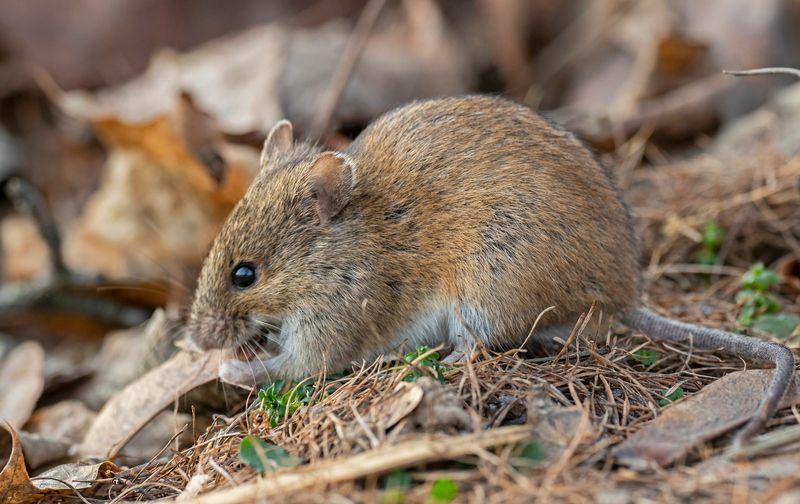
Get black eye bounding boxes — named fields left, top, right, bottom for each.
left=231, top=263, right=256, bottom=288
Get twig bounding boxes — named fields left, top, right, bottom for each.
left=180, top=425, right=534, bottom=504
left=724, top=67, right=800, bottom=79
left=3, top=176, right=67, bottom=277
left=308, top=0, right=388, bottom=140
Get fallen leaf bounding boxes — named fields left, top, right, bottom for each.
left=79, top=349, right=223, bottom=459
left=526, top=385, right=594, bottom=462
left=374, top=381, right=424, bottom=429
left=614, top=370, right=800, bottom=468
left=0, top=341, right=45, bottom=429
left=25, top=400, right=96, bottom=445
left=0, top=423, right=41, bottom=504
left=16, top=431, right=71, bottom=470
left=119, top=411, right=194, bottom=464
left=31, top=460, right=118, bottom=491
left=0, top=215, right=50, bottom=282
left=75, top=309, right=171, bottom=410
left=59, top=24, right=288, bottom=135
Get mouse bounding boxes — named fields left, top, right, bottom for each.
left=187, top=95, right=794, bottom=443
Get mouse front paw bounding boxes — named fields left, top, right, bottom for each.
left=219, top=359, right=268, bottom=388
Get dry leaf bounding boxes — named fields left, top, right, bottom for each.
left=31, top=460, right=118, bottom=491
left=0, top=423, right=41, bottom=504
left=615, top=370, right=800, bottom=468
left=79, top=349, right=223, bottom=459
left=63, top=128, right=258, bottom=279
left=373, top=381, right=424, bottom=429
left=16, top=431, right=72, bottom=470
left=0, top=341, right=45, bottom=429
left=25, top=400, right=96, bottom=445
left=59, top=25, right=288, bottom=135
left=0, top=216, right=50, bottom=282
left=75, top=309, right=171, bottom=410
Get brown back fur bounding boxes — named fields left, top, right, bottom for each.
left=189, top=95, right=640, bottom=378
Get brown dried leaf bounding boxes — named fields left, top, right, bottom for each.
left=0, top=423, right=41, bottom=504
left=0, top=216, right=50, bottom=282
left=372, top=381, right=424, bottom=429
left=615, top=370, right=800, bottom=468
left=79, top=349, right=222, bottom=459
left=59, top=25, right=287, bottom=134
left=25, top=400, right=96, bottom=445
left=16, top=431, right=72, bottom=470
left=62, top=130, right=259, bottom=279
left=0, top=341, right=45, bottom=429
left=31, top=460, right=118, bottom=491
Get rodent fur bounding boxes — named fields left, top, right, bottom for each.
left=188, top=95, right=793, bottom=442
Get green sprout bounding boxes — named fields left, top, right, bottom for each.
left=736, top=263, right=780, bottom=327
left=657, top=386, right=685, bottom=407
left=510, top=440, right=546, bottom=470
left=694, top=221, right=726, bottom=266
left=430, top=478, right=458, bottom=503
left=258, top=380, right=316, bottom=427
left=238, top=435, right=302, bottom=472
left=629, top=348, right=660, bottom=367
left=402, top=345, right=446, bottom=383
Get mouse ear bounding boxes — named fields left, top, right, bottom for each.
left=307, top=152, right=355, bottom=225
left=260, top=120, right=294, bottom=168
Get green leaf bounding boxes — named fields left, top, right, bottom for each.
left=694, top=250, right=718, bottom=266
left=258, top=380, right=316, bottom=427
left=510, top=440, right=546, bottom=469
left=701, top=221, right=725, bottom=249
left=402, top=346, right=446, bottom=383
left=630, top=348, right=660, bottom=367
left=657, top=387, right=685, bottom=407
left=741, top=263, right=779, bottom=292
left=238, top=436, right=301, bottom=472
left=753, top=313, right=800, bottom=339
left=430, top=479, right=458, bottom=502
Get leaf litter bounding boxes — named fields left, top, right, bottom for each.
left=1, top=1, right=800, bottom=503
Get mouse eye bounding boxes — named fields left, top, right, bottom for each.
left=231, top=263, right=256, bottom=289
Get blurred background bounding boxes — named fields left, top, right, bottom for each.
left=1, top=0, right=799, bottom=471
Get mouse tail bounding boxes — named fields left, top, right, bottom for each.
left=621, top=306, right=795, bottom=443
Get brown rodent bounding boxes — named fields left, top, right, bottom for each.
left=188, top=95, right=794, bottom=442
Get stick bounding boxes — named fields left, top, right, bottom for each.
left=724, top=67, right=800, bottom=79
left=308, top=0, right=388, bottom=140
left=181, top=425, right=533, bottom=503
left=3, top=176, right=67, bottom=277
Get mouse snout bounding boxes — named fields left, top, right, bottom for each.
left=186, top=311, right=246, bottom=351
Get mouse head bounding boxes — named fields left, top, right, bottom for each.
left=188, top=120, right=357, bottom=351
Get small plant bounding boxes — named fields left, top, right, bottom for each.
left=694, top=221, right=726, bottom=266
left=402, top=345, right=446, bottom=383
left=510, top=440, right=546, bottom=469
left=736, top=263, right=780, bottom=327
left=258, top=380, right=315, bottom=427
left=430, top=478, right=458, bottom=503
left=657, top=386, right=685, bottom=407
left=629, top=348, right=660, bottom=367
left=238, top=435, right=302, bottom=472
